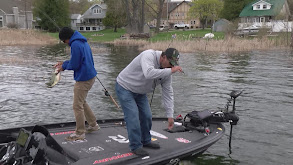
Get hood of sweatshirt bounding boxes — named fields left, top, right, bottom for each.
left=69, top=31, right=87, bottom=46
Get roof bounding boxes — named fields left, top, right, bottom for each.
left=81, top=4, right=107, bottom=19
left=71, top=14, right=81, bottom=19
left=239, top=0, right=286, bottom=17
left=251, top=0, right=271, bottom=6
left=0, top=0, right=32, bottom=14
left=169, top=1, right=192, bottom=13
left=161, top=2, right=179, bottom=19
left=214, top=19, right=230, bottom=25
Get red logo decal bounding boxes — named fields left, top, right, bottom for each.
left=50, top=131, right=75, bottom=136
left=176, top=138, right=191, bottom=143
left=93, top=153, right=134, bottom=164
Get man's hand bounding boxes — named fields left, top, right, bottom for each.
left=54, top=62, right=64, bottom=73
left=171, top=66, right=183, bottom=73
left=54, top=61, right=63, bottom=68
left=168, top=118, right=174, bottom=130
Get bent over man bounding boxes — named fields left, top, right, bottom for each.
left=115, top=48, right=183, bottom=156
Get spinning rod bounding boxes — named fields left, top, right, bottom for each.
left=96, top=76, right=120, bottom=110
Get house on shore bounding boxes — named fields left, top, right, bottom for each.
left=0, top=0, right=33, bottom=29
left=238, top=0, right=291, bottom=32
left=149, top=1, right=200, bottom=29
left=72, top=3, right=107, bottom=32
left=71, top=14, right=82, bottom=31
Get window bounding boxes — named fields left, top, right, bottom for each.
left=80, top=27, right=84, bottom=31
left=263, top=5, right=267, bottom=9
left=260, top=17, right=265, bottom=23
left=92, top=27, right=96, bottom=31
left=0, top=16, right=2, bottom=21
left=86, top=27, right=90, bottom=31
left=93, top=8, right=102, bottom=14
left=257, top=5, right=260, bottom=9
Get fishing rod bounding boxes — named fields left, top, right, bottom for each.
left=168, top=34, right=185, bottom=74
left=168, top=34, right=176, bottom=48
left=32, top=6, right=61, bottom=31
left=96, top=76, right=120, bottom=109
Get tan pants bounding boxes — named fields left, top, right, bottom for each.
left=73, top=77, right=97, bottom=135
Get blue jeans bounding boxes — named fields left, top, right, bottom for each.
left=115, top=82, right=152, bottom=151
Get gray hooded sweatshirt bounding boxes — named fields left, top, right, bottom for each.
left=116, top=49, right=174, bottom=118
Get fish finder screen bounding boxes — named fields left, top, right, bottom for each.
left=16, top=129, right=29, bottom=147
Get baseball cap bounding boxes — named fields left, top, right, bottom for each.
left=165, top=48, right=180, bottom=66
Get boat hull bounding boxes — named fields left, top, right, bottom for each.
left=0, top=118, right=225, bottom=165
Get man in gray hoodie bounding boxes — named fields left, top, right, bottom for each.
left=115, top=48, right=183, bottom=156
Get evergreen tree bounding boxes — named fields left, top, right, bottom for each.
left=220, top=0, right=254, bottom=21
left=33, top=0, right=70, bottom=32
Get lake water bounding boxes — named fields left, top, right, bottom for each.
left=0, top=44, right=292, bottom=165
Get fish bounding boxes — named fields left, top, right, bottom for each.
left=46, top=69, right=61, bottom=88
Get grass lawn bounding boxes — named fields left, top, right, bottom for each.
left=150, top=29, right=225, bottom=42
left=48, top=28, right=225, bottom=43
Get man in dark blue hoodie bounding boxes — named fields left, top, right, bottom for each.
left=55, top=27, right=99, bottom=141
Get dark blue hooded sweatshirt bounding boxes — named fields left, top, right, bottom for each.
left=62, top=31, right=97, bottom=81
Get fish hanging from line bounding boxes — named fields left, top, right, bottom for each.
left=46, top=69, right=61, bottom=88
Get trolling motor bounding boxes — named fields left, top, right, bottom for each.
left=183, top=90, right=243, bottom=147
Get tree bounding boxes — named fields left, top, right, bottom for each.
left=188, top=0, right=223, bottom=29
left=145, top=0, right=165, bottom=33
left=103, top=0, right=126, bottom=32
left=220, top=0, right=253, bottom=21
left=123, top=0, right=146, bottom=34
left=33, top=0, right=70, bottom=32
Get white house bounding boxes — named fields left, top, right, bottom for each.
left=77, top=3, right=107, bottom=32
left=238, top=0, right=291, bottom=32
left=71, top=14, right=81, bottom=31
left=0, top=0, right=33, bottom=29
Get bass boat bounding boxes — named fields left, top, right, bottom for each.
left=0, top=90, right=243, bottom=165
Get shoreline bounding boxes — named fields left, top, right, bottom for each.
left=0, top=29, right=290, bottom=53
left=110, top=37, right=290, bottom=53
left=0, top=29, right=58, bottom=46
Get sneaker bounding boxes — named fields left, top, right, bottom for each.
left=86, top=124, right=100, bottom=133
left=143, top=142, right=160, bottom=149
left=65, top=133, right=85, bottom=141
left=132, top=148, right=149, bottom=157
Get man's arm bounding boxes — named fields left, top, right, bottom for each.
left=62, top=42, right=82, bottom=71
left=161, top=76, right=174, bottom=129
left=140, top=51, right=171, bottom=79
